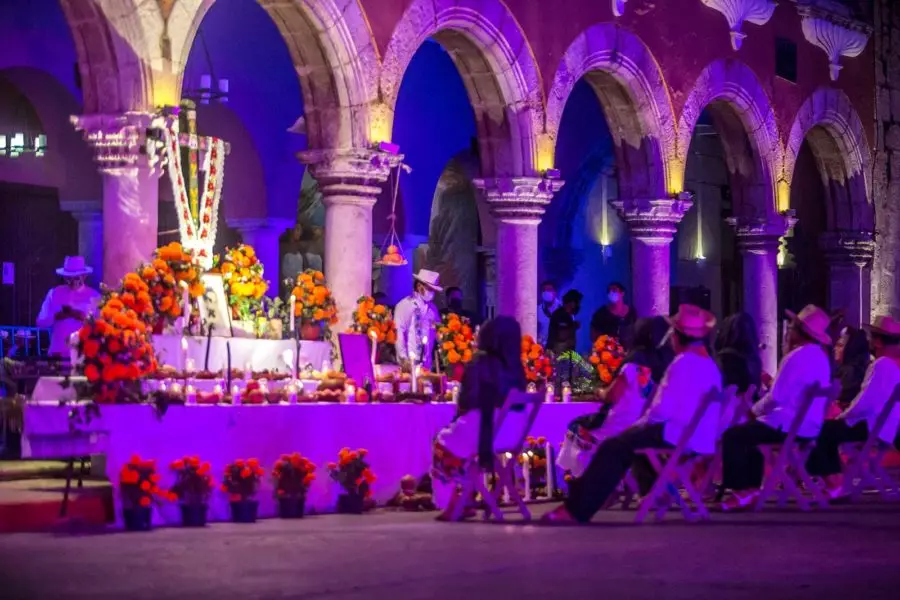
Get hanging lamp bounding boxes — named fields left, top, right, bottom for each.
left=375, top=161, right=410, bottom=267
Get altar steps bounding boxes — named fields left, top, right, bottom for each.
left=0, top=477, right=113, bottom=533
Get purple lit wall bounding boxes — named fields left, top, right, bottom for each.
left=540, top=79, right=625, bottom=352
left=182, top=0, right=305, bottom=221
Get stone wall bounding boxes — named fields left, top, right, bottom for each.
left=873, top=0, right=900, bottom=317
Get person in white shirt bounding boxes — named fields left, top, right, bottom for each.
left=806, top=315, right=900, bottom=497
left=36, top=256, right=101, bottom=356
left=542, top=304, right=721, bottom=524
left=720, top=304, right=832, bottom=510
left=536, top=281, right=561, bottom=346
left=393, top=269, right=442, bottom=371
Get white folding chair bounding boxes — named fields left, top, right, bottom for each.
left=840, top=384, right=900, bottom=501
left=754, top=382, right=839, bottom=511
left=449, top=389, right=544, bottom=521
left=633, top=387, right=724, bottom=524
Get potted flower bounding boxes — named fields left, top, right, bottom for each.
left=221, top=458, right=265, bottom=523
left=290, top=269, right=339, bottom=341
left=212, top=244, right=268, bottom=337
left=169, top=455, right=214, bottom=527
left=272, top=452, right=317, bottom=518
left=437, top=313, right=475, bottom=380
left=119, top=454, right=171, bottom=531
left=327, top=447, right=375, bottom=514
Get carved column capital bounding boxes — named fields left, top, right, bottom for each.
left=701, top=0, right=777, bottom=50
left=820, top=230, right=875, bottom=267
left=474, top=177, right=564, bottom=224
left=71, top=112, right=169, bottom=175
left=299, top=147, right=402, bottom=208
left=612, top=195, right=693, bottom=243
left=797, top=2, right=872, bottom=81
left=728, top=210, right=797, bottom=254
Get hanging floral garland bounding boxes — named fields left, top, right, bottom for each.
left=162, top=118, right=226, bottom=268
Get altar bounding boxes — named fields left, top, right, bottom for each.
left=153, top=334, right=332, bottom=373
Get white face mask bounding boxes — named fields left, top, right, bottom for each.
left=608, top=291, right=622, bottom=304
left=541, top=291, right=555, bottom=303
left=421, top=290, right=435, bottom=303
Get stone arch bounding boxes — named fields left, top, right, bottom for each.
left=169, top=0, right=380, bottom=150
left=784, top=87, right=873, bottom=231
left=380, top=0, right=545, bottom=178
left=676, top=59, right=781, bottom=217
left=57, top=0, right=163, bottom=113
left=545, top=23, right=676, bottom=200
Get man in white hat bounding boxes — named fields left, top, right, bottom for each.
left=720, top=304, right=832, bottom=510
left=36, top=256, right=101, bottom=356
left=806, top=315, right=900, bottom=498
left=393, top=269, right=442, bottom=371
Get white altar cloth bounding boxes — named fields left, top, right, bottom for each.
left=153, top=335, right=332, bottom=372
left=23, top=402, right=599, bottom=526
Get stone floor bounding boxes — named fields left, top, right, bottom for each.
left=1, top=501, right=899, bottom=599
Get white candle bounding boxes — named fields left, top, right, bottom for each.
left=159, top=382, right=168, bottom=393
left=544, top=441, right=555, bottom=500
left=259, top=378, right=269, bottom=394
left=232, top=384, right=241, bottom=406
left=322, top=359, right=332, bottom=374
left=244, top=362, right=252, bottom=379
left=545, top=383, right=555, bottom=403
left=345, top=384, right=356, bottom=403
left=170, top=382, right=183, bottom=396
left=213, top=383, right=223, bottom=397
left=180, top=281, right=190, bottom=333
left=289, top=295, right=296, bottom=332
left=185, top=358, right=196, bottom=374
left=421, top=335, right=429, bottom=369
left=287, top=384, right=298, bottom=405
left=180, top=337, right=189, bottom=371
left=369, top=329, right=378, bottom=369
left=523, top=455, right=531, bottom=501
left=451, top=382, right=460, bottom=404
left=410, top=356, right=418, bottom=394
left=185, top=384, right=197, bottom=406
left=562, top=382, right=572, bottom=403
left=527, top=382, right=537, bottom=393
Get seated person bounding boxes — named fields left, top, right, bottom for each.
left=543, top=304, right=721, bottom=524
left=431, top=316, right=526, bottom=520
left=720, top=305, right=832, bottom=511
left=806, top=315, right=900, bottom=498
left=832, top=326, right=871, bottom=412
left=556, top=316, right=673, bottom=479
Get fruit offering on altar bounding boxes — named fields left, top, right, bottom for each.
left=197, top=390, right=222, bottom=405
left=194, top=370, right=220, bottom=380
left=314, top=389, right=343, bottom=403
left=380, top=244, right=405, bottom=265
left=242, top=381, right=268, bottom=405
left=212, top=244, right=268, bottom=321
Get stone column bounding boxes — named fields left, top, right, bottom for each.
left=71, top=113, right=165, bottom=286
left=60, top=200, right=103, bottom=284
left=229, top=218, right=293, bottom=289
left=613, top=196, right=693, bottom=318
left=474, top=177, right=563, bottom=338
left=298, top=148, right=399, bottom=331
left=729, top=213, right=796, bottom=375
left=821, top=231, right=875, bottom=327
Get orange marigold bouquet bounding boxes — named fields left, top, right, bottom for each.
left=77, top=293, right=157, bottom=403
left=272, top=452, right=317, bottom=499
left=589, top=335, right=626, bottom=385
left=348, top=295, right=396, bottom=344
left=169, top=455, right=214, bottom=505
left=437, top=312, right=474, bottom=368
left=213, top=244, right=268, bottom=320
left=291, top=269, right=339, bottom=332
left=119, top=454, right=174, bottom=509
left=221, top=458, right=265, bottom=502
left=521, top=335, right=553, bottom=382
left=327, top=447, right=376, bottom=498
left=118, top=272, right=155, bottom=324
left=139, top=242, right=205, bottom=324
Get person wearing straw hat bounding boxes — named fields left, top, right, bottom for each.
left=720, top=304, right=832, bottom=511
left=36, top=256, right=101, bottom=357
left=542, top=304, right=721, bottom=523
left=806, top=315, right=900, bottom=499
left=394, top=269, right=442, bottom=371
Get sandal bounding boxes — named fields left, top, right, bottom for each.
left=719, top=490, right=759, bottom=512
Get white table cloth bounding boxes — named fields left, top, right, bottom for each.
left=23, top=402, right=599, bottom=527
left=153, top=335, right=332, bottom=373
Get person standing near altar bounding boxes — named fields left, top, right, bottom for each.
left=394, top=270, right=442, bottom=371
left=36, top=256, right=101, bottom=357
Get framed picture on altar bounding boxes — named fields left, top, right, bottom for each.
left=199, top=273, right=233, bottom=336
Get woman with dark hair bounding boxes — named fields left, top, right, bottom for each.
left=833, top=326, right=870, bottom=410
left=432, top=316, right=526, bottom=520
left=715, top=313, right=762, bottom=397
left=557, top=316, right=674, bottom=479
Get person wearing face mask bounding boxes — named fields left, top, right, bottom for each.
left=590, top=281, right=636, bottom=347
left=393, top=269, right=442, bottom=371
left=536, top=281, right=561, bottom=346
left=441, top=286, right=477, bottom=324
left=36, top=256, right=101, bottom=357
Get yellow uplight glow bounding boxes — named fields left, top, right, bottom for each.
left=536, top=134, right=555, bottom=173
left=154, top=73, right=178, bottom=107
left=368, top=103, right=392, bottom=146
left=776, top=179, right=790, bottom=212
left=666, top=158, right=685, bottom=196
left=777, top=238, right=786, bottom=267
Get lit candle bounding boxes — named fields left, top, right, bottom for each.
left=231, top=384, right=241, bottom=406
left=287, top=384, right=298, bottom=405
left=180, top=281, right=190, bottom=333
left=345, top=384, right=356, bottom=403
left=451, top=382, right=460, bottom=404
left=185, top=358, right=196, bottom=374
left=180, top=336, right=189, bottom=371
left=322, top=358, right=332, bottom=374
left=159, top=382, right=168, bottom=393
left=369, top=329, right=378, bottom=370
left=244, top=361, right=252, bottom=380
left=423, top=380, right=433, bottom=397
left=527, top=382, right=537, bottom=393
left=562, top=381, right=572, bottom=403
left=421, top=335, right=429, bottom=369
left=185, top=384, right=197, bottom=406
left=258, top=378, right=269, bottom=395
left=213, top=383, right=223, bottom=397
left=289, top=295, right=296, bottom=332
left=545, top=383, right=555, bottom=403
left=170, top=382, right=183, bottom=396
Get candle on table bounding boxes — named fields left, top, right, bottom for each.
left=527, top=382, right=536, bottom=393
left=451, top=382, right=460, bottom=404
left=289, top=295, right=296, bottom=332
left=562, top=381, right=572, bottom=403
left=410, top=355, right=418, bottom=394
left=180, top=336, right=189, bottom=372
left=159, top=382, right=168, bottom=393
left=244, top=361, right=252, bottom=380
left=287, top=384, right=298, bottom=405
left=213, top=383, right=223, bottom=397
left=185, top=358, right=196, bottom=374
left=231, top=384, right=241, bottom=406
left=544, top=441, right=555, bottom=500
left=185, top=384, right=197, bottom=406
left=369, top=330, right=378, bottom=370
left=170, top=382, right=183, bottom=397
left=180, top=281, right=190, bottom=334
left=423, top=380, right=433, bottom=397
left=345, top=383, right=356, bottom=403
left=259, top=378, right=269, bottom=394
left=523, top=454, right=531, bottom=501
left=545, top=383, right=555, bottom=403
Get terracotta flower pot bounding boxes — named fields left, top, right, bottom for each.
left=230, top=500, right=259, bottom=523
left=179, top=503, right=208, bottom=527
left=337, top=493, right=365, bottom=514
left=300, top=321, right=323, bottom=341
left=122, top=506, right=152, bottom=531
left=277, top=496, right=306, bottom=519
